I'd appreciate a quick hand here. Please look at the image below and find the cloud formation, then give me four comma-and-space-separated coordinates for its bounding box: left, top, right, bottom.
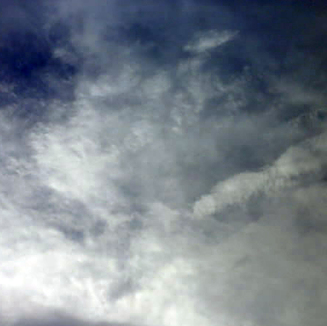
0, 1, 327, 326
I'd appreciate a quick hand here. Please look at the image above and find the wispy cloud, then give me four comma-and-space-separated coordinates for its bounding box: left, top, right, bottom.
184, 29, 238, 54
0, 1, 327, 326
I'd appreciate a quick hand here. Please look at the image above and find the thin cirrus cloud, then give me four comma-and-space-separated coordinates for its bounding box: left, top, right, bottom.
0, 1, 327, 326
193, 132, 327, 219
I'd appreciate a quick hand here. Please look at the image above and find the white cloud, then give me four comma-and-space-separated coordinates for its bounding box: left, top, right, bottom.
193, 129, 327, 219
184, 30, 238, 54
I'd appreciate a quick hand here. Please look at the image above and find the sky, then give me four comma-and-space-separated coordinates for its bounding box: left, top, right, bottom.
0, 1, 327, 326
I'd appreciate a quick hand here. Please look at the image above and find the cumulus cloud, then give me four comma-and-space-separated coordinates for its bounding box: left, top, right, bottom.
0, 1, 327, 326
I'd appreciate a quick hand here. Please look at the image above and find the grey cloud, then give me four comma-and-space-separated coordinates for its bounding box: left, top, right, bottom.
12, 311, 142, 326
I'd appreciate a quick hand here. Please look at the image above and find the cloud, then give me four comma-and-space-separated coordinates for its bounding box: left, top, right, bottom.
184, 29, 238, 54
1, 1, 327, 326
193, 130, 327, 219
12, 310, 141, 326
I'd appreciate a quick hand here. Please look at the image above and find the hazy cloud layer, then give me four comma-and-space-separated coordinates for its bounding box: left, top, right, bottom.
0, 1, 327, 326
